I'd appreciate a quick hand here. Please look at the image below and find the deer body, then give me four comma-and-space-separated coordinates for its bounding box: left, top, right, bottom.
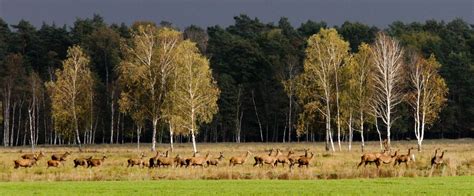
14, 157, 38, 169
87, 156, 107, 168
229, 151, 251, 166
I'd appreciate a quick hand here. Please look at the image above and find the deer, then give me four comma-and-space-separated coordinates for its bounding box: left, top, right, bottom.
157, 151, 177, 168
357, 149, 389, 168
21, 151, 45, 161
47, 159, 65, 168
175, 154, 188, 168
429, 148, 447, 177
14, 157, 38, 169
394, 147, 415, 167
51, 151, 71, 161
127, 152, 146, 168
73, 157, 89, 168
207, 152, 225, 167
187, 152, 211, 168
254, 149, 279, 168
376, 149, 399, 166
229, 151, 252, 166
297, 152, 315, 168
184, 151, 199, 167
431, 148, 447, 169
275, 150, 295, 167
289, 148, 309, 168
253, 148, 274, 167
87, 155, 107, 168
148, 151, 163, 168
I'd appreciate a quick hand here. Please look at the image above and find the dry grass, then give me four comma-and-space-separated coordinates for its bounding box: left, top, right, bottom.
0, 139, 472, 181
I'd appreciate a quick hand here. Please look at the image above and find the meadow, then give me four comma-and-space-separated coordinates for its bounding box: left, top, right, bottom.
0, 139, 473, 181
0, 176, 473, 195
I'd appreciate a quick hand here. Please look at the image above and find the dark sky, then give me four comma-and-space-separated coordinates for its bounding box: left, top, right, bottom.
0, 0, 472, 29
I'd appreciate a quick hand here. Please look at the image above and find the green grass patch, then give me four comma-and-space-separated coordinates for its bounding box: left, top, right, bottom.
0, 176, 472, 195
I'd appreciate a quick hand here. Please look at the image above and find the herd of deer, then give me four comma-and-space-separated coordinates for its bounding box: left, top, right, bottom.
13, 151, 107, 169
12, 147, 448, 174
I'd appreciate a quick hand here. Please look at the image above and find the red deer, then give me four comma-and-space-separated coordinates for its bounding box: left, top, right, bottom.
187, 152, 211, 168
275, 150, 295, 167
14, 157, 38, 169
253, 149, 274, 167
127, 153, 146, 168
74, 157, 89, 168
207, 152, 225, 167
87, 156, 107, 168
21, 151, 45, 161
357, 150, 389, 168
289, 148, 309, 168
394, 147, 415, 167
47, 159, 65, 168
229, 151, 252, 166
297, 152, 315, 168
51, 151, 71, 161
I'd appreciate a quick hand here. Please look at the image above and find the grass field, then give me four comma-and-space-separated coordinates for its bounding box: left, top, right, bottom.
0, 139, 473, 181
0, 176, 473, 195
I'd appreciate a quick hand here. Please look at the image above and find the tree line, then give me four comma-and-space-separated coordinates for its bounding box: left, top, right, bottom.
0, 15, 472, 152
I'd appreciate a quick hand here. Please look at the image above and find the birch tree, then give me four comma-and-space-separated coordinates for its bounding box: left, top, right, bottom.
345, 43, 373, 152
370, 32, 404, 146
300, 28, 349, 152
119, 24, 181, 151
46, 45, 95, 150
408, 54, 447, 151
167, 40, 220, 153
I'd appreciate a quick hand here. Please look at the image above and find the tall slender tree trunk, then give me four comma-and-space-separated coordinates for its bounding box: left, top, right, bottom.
110, 101, 115, 144
169, 123, 174, 152
136, 125, 142, 151
191, 111, 197, 153
72, 98, 82, 150
28, 108, 35, 151
11, 102, 16, 146
251, 91, 263, 142
360, 110, 365, 152
151, 118, 158, 151
348, 111, 353, 151
3, 88, 11, 146
375, 116, 383, 150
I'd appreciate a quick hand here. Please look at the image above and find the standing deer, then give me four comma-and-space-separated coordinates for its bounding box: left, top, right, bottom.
127, 153, 146, 168
297, 152, 314, 168
429, 148, 447, 177
357, 150, 388, 168
394, 147, 415, 167
275, 150, 295, 167
87, 156, 107, 168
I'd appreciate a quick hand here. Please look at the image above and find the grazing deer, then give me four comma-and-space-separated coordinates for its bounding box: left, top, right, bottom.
87, 156, 107, 168
127, 153, 146, 168
229, 151, 252, 166
187, 152, 211, 168
357, 150, 388, 169
207, 152, 225, 167
51, 151, 71, 161
74, 157, 89, 168
275, 150, 295, 167
253, 148, 274, 167
394, 147, 415, 167
14, 157, 38, 169
297, 152, 314, 168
